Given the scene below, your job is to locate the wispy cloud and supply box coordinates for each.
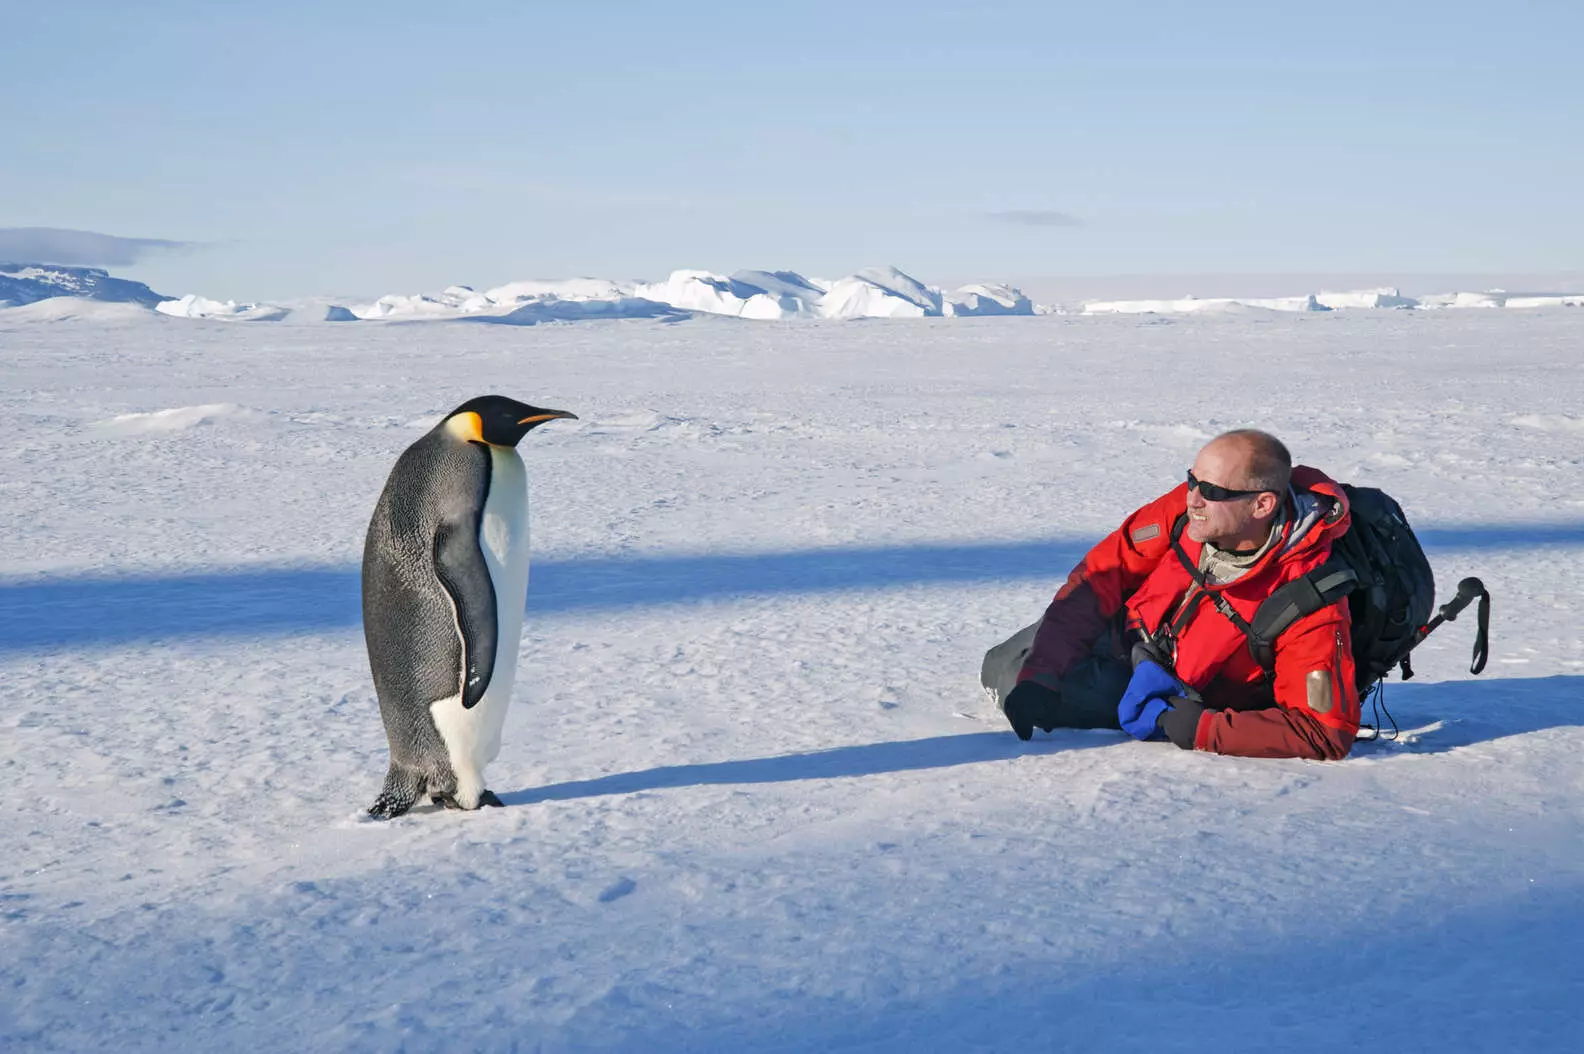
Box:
[988,209,1084,228]
[0,227,194,267]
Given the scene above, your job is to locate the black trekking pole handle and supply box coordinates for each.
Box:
[1413,577,1490,674]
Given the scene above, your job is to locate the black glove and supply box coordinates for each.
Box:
[1130,638,1173,671]
[1157,696,1208,750]
[1002,680,1063,741]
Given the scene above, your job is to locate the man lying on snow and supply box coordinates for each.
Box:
[982,428,1357,760]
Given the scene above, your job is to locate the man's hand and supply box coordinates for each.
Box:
[1157,697,1207,749]
[1002,680,1063,741]
[1117,659,1181,741]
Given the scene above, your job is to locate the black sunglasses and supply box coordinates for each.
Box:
[1186,469,1267,502]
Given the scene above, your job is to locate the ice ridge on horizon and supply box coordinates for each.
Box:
[0,263,168,309]
[5,261,1582,324]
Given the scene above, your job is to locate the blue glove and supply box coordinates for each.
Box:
[1117,659,1182,741]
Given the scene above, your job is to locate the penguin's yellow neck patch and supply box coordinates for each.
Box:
[445,411,486,444]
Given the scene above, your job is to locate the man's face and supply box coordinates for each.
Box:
[1185,440,1267,546]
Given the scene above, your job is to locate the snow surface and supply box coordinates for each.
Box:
[2,306,1583,1052]
[0,298,156,325]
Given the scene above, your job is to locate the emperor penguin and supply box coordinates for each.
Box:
[363,395,577,818]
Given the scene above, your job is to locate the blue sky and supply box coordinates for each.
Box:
[4,0,1581,299]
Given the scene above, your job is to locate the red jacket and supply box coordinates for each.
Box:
[1020,466,1358,760]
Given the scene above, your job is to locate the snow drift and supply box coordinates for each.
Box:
[84,403,268,438]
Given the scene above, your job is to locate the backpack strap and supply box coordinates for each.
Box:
[1168,513,1258,637]
[1169,513,1360,679]
[1243,564,1360,676]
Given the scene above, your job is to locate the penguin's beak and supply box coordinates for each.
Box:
[518,410,578,427]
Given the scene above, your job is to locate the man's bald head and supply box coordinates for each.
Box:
[1204,429,1292,494]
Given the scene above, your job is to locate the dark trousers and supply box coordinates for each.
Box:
[980,620,1133,730]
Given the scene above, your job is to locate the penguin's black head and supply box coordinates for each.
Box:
[444,395,578,448]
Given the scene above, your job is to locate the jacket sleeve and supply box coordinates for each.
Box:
[1017,569,1107,684]
[1191,603,1359,760]
[1018,488,1182,684]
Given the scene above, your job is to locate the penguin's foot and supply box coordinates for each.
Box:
[370,764,426,819]
[429,790,503,810]
[367,793,415,820]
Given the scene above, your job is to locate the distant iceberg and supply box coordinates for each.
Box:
[10,259,1582,326]
[944,283,1035,316]
[155,294,290,321]
[0,263,167,309]
[1077,286,1581,316]
[1083,294,1328,315]
[323,265,1039,324]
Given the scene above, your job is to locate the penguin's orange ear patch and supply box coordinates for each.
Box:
[444,412,485,443]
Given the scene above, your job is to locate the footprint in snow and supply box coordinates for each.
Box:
[598,877,637,903]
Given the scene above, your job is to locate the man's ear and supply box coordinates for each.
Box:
[1254,491,1282,519]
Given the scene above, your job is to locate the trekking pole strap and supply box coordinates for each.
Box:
[1470,588,1490,674]
[1413,576,1491,675]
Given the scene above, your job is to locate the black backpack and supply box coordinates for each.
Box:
[1250,485,1434,690]
[1172,484,1488,694]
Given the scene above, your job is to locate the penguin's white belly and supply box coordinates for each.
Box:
[430,446,530,804]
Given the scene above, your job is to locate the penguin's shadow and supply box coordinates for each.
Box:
[497,730,1094,806]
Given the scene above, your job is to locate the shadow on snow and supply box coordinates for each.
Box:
[1,520,1581,652]
[1,536,1097,652]
[496,676,1584,807]
[497,731,1075,806]
[5,822,1579,1053]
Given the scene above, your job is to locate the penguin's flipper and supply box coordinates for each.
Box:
[433,520,499,709]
